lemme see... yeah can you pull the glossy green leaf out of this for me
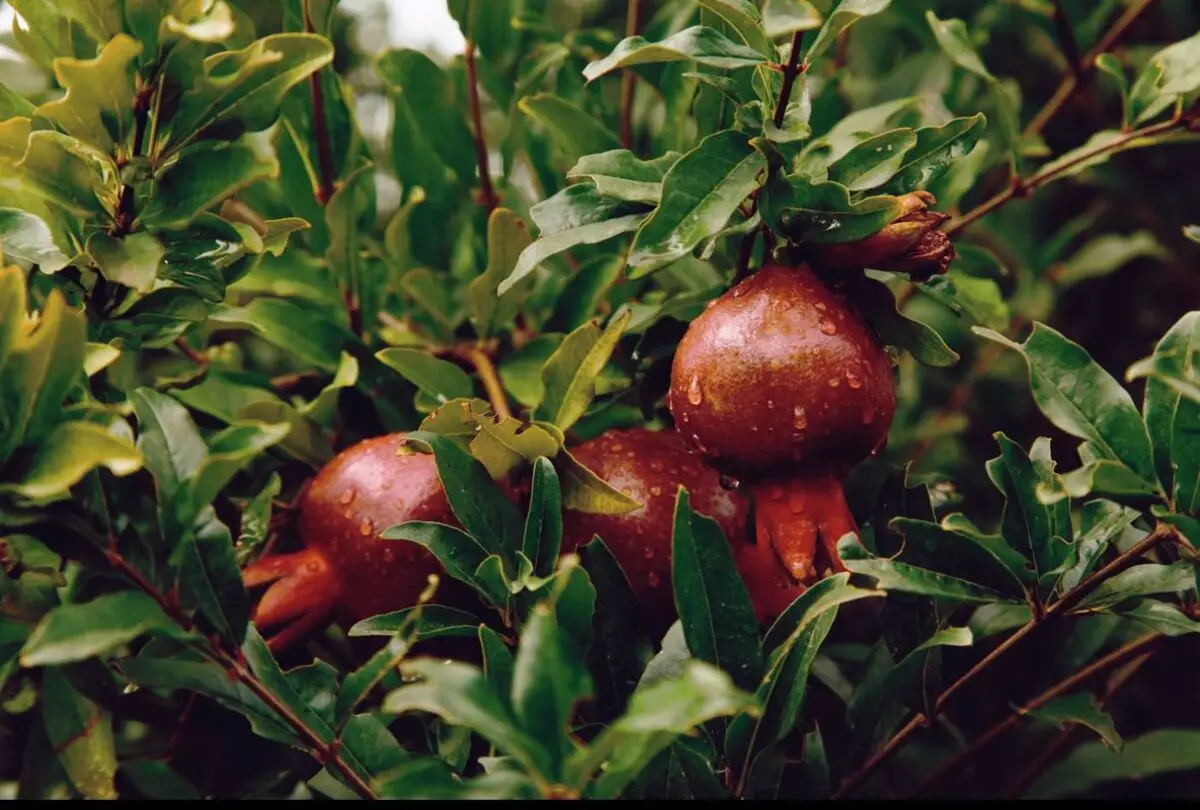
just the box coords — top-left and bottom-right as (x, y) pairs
(376, 348), (474, 405)
(762, 0), (822, 39)
(977, 323), (1160, 494)
(838, 534), (1023, 604)
(1058, 500), (1139, 593)
(519, 94), (620, 164)
(670, 488), (761, 691)
(34, 34), (141, 151)
(41, 667), (117, 799)
(567, 150), (682, 204)
(382, 521), (497, 603)
(131, 387), (208, 503)
(467, 208), (534, 340)
(878, 114), (987, 195)
(826, 129), (917, 192)
(0, 420), (142, 501)
(0, 209), (70, 272)
(695, 0), (773, 56)
(171, 507), (252, 646)
(761, 175), (900, 245)
(209, 298), (353, 372)
(889, 516), (1033, 596)
(1134, 312), (1200, 513)
(807, 0), (891, 62)
(556, 448), (643, 515)
(86, 232), (164, 293)
(628, 129), (765, 274)
(142, 141), (278, 229)
(1027, 729), (1200, 798)
(348, 605), (482, 639)
(21, 591), (191, 667)
(470, 417), (560, 480)
(853, 277), (959, 367)
(583, 26), (767, 83)
(1094, 53), (1131, 128)
(1076, 561), (1195, 611)
(986, 434), (1072, 585)
(522, 458), (564, 579)
(536, 310), (631, 432)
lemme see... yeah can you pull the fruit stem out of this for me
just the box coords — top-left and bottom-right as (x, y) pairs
(459, 345), (513, 420)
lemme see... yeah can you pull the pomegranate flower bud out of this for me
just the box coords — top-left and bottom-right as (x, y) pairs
(808, 191), (954, 280)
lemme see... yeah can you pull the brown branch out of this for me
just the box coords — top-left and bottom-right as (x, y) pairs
(112, 79), (154, 237)
(173, 338), (209, 368)
(908, 632), (1161, 797)
(946, 113), (1190, 237)
(773, 31), (807, 129)
(465, 40), (498, 214)
(458, 345), (512, 420)
(619, 0), (641, 150)
(831, 523), (1181, 798)
(303, 0), (337, 206)
(1001, 648), (1154, 798)
(1024, 0), (1156, 137)
(1051, 0), (1084, 79)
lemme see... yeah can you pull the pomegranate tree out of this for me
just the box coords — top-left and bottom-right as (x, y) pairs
(668, 263), (896, 588)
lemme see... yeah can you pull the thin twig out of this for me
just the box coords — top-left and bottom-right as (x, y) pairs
(908, 632), (1161, 797)
(174, 338), (209, 367)
(832, 523), (1181, 798)
(112, 79), (154, 237)
(1024, 0), (1156, 137)
(464, 39), (498, 214)
(619, 0), (641, 150)
(303, 0), (337, 206)
(946, 113), (1190, 237)
(773, 31), (807, 129)
(459, 346), (512, 420)
(1001, 650), (1154, 798)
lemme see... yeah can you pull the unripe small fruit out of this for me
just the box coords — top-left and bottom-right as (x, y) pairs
(668, 262), (896, 587)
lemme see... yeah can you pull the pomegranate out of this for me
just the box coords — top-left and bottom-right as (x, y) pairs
(243, 433), (480, 653)
(667, 263), (896, 587)
(561, 427), (803, 636)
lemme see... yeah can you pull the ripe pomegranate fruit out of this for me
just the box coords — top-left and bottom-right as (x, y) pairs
(242, 433), (480, 653)
(668, 263), (895, 588)
(561, 427), (803, 636)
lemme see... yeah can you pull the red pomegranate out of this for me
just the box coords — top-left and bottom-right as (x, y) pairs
(667, 263), (896, 588)
(561, 427), (803, 636)
(243, 433), (479, 653)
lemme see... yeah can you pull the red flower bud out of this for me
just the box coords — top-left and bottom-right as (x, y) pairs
(808, 191), (954, 279)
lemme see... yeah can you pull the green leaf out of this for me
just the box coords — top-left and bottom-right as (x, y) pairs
(1129, 30), (1200, 125)
(120, 759), (202, 800)
(807, 0), (891, 62)
(1076, 561), (1195, 611)
(580, 536), (655, 718)
(583, 26), (768, 83)
(572, 661), (757, 798)
(1058, 500), (1139, 593)
(628, 129), (766, 274)
(0, 420), (142, 501)
(498, 186), (649, 296)
(523, 458), (564, 580)
(0, 209), (70, 272)
(372, 758), (460, 799)
(34, 34), (141, 152)
(383, 658), (553, 778)
(760, 175), (901, 245)
(1027, 728), (1200, 798)
(131, 388), (208, 504)
(209, 298), (354, 372)
(335, 631), (413, 728)
(826, 129), (918, 192)
(1057, 231), (1168, 291)
(568, 150), (682, 204)
(376, 348), (474, 405)
(1030, 691), (1123, 749)
(163, 34), (334, 156)
(470, 417), (561, 480)
(382, 521), (497, 603)
(878, 114), (987, 195)
(404, 431), (526, 563)
(976, 323), (1160, 492)
(556, 448), (643, 515)
(761, 573), (884, 654)
(889, 517), (1033, 597)
(86, 232), (164, 293)
(1135, 312), (1200, 513)
(21, 591), (191, 667)
(762, 0), (822, 39)
(536, 311), (631, 432)
(695, 0), (773, 56)
(467, 208), (534, 340)
(986, 434), (1072, 586)
(172, 507), (252, 646)
(519, 94), (620, 165)
(670, 488), (762, 691)
(1118, 599), (1200, 636)
(511, 602), (594, 779)
(548, 256), (626, 334)
(141, 141), (278, 229)
(853, 277), (959, 367)
(41, 667), (117, 799)
(184, 421), (289, 514)
(348, 605), (482, 639)
(838, 535), (1023, 603)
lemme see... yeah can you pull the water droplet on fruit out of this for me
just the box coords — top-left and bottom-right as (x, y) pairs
(819, 318), (837, 335)
(750, 425), (759, 433)
(815, 302), (827, 311)
(706, 299), (718, 310)
(788, 493), (806, 514)
(621, 486), (633, 497)
(636, 525), (645, 536)
(793, 406), (807, 430)
(340, 490), (356, 505)
(359, 518), (374, 536)
(863, 410), (876, 425)
(687, 376), (704, 405)
(650, 459), (664, 472)
(611, 442), (623, 452)
(650, 486), (663, 497)
(383, 548), (395, 563)
(828, 377), (841, 388)
(648, 572), (661, 588)
(719, 475), (740, 491)
(847, 371), (862, 389)
(766, 399), (775, 409)
(644, 547), (655, 559)
(732, 284), (747, 298)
